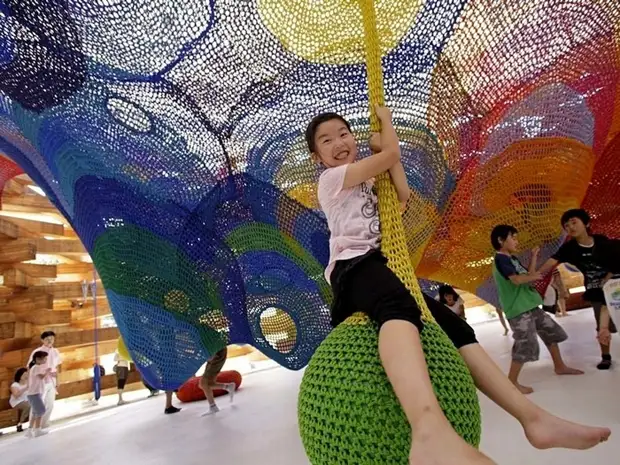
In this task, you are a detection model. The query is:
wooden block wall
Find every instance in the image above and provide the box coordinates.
[0,174,126,428]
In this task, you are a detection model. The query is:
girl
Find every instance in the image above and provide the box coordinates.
[308,107,610,464]
[9,368,30,432]
[436,285,466,319]
[27,351,51,438]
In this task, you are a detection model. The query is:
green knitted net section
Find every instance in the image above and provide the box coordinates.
[298,314,481,465]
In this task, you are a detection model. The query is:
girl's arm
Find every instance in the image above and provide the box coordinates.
[369,132,410,206]
[388,162,411,206]
[343,106,400,189]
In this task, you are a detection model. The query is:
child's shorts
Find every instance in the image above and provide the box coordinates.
[330,249,477,349]
[508,307,568,363]
[591,302,618,333]
[27,394,46,418]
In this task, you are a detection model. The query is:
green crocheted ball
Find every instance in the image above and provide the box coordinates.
[298,314,481,465]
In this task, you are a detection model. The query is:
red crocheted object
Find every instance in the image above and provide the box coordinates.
[176,370,242,403]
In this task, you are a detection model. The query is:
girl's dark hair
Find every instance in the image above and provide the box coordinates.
[560,209,591,228]
[438,285,460,305]
[14,367,27,383]
[490,224,518,251]
[305,112,351,153]
[29,350,48,369]
[40,330,56,340]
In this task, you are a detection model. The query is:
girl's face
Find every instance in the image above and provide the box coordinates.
[36,357,48,366]
[312,119,358,168]
[445,294,456,306]
[19,372,27,383]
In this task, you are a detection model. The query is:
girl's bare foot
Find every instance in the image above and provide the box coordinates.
[523,411,611,450]
[410,418,496,465]
[512,382,533,394]
[554,366,584,375]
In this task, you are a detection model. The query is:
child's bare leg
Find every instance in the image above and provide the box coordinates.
[199,377,215,405]
[211,382,236,403]
[497,309,509,336]
[460,344,610,449]
[200,378,225,416]
[547,344,583,375]
[508,360,533,394]
[379,320,495,464]
[558,299,568,316]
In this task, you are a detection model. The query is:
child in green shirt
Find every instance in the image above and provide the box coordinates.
[491,225,583,394]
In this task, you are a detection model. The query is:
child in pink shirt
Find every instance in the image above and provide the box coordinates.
[27,351,51,437]
[306,107,610,464]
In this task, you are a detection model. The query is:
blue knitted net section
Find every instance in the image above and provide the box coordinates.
[0,0,618,388]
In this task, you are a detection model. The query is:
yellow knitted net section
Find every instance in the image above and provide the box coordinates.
[360,0,432,321]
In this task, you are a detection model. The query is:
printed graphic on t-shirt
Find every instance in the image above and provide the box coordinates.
[578,248,607,291]
[360,181,380,235]
[512,257,527,274]
[552,238,612,302]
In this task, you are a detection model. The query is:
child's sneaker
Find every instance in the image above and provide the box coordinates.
[201,404,220,417]
[34,429,48,438]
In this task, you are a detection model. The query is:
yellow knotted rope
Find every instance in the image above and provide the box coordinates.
[359,0,433,321]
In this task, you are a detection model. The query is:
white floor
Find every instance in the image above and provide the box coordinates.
[1,309,618,465]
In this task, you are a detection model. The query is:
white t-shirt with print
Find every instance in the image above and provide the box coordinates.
[318,165,381,281]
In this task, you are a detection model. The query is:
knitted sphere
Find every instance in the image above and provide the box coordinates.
[298,313,481,464]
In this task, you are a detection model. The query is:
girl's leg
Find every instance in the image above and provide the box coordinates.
[459,344,610,450]
[379,321,495,464]
[345,262,493,464]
